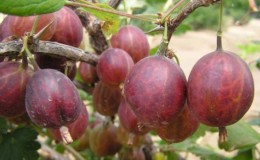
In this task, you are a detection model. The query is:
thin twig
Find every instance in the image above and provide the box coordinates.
[65,1,155,22]
[161,0,187,23]
[61,143,85,160]
[39,141,69,160]
[167,0,221,41]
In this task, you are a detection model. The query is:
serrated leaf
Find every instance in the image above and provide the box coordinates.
[79,3,120,35]
[0,0,64,16]
[0,127,40,160]
[189,146,231,160]
[220,120,260,151]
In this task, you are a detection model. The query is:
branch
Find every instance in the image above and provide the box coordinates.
[167,0,221,40]
[75,0,123,54]
[108,0,122,9]
[0,40,99,65]
[76,10,109,54]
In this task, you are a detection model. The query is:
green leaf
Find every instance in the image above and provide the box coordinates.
[0,0,64,16]
[54,143,65,153]
[220,120,260,151]
[256,59,260,70]
[144,0,166,14]
[237,43,260,59]
[189,146,231,160]
[233,148,254,160]
[187,124,218,143]
[0,127,40,160]
[0,118,8,133]
[165,151,180,160]
[79,3,120,35]
[149,45,159,55]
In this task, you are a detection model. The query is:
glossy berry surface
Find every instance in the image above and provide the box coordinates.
[8,13,57,40]
[124,55,187,128]
[111,25,149,63]
[118,98,150,135]
[154,104,199,143]
[97,48,134,88]
[26,69,81,128]
[188,50,254,127]
[50,103,89,141]
[50,6,83,47]
[93,82,122,116]
[89,122,122,157]
[0,62,32,118]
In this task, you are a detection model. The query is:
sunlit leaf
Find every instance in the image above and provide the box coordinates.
[0,0,64,16]
[79,3,120,35]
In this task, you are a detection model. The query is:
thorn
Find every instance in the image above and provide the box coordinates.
[33,18,56,39]
[145,26,164,34]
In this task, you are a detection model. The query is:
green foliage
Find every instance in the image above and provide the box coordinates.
[0,118,8,133]
[233,149,254,160]
[184,5,220,31]
[129,0,251,33]
[238,42,260,58]
[257,59,260,70]
[188,146,232,160]
[158,120,260,159]
[0,0,64,16]
[185,0,249,30]
[0,0,259,160]
[224,0,249,21]
[79,3,120,35]
[0,127,40,160]
[220,120,260,151]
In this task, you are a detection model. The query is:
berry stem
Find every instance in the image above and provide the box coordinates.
[216,35,223,51]
[157,21,169,56]
[216,0,224,51]
[21,49,28,70]
[218,127,228,143]
[59,126,73,144]
[61,143,85,160]
[127,133,135,146]
[20,35,40,71]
